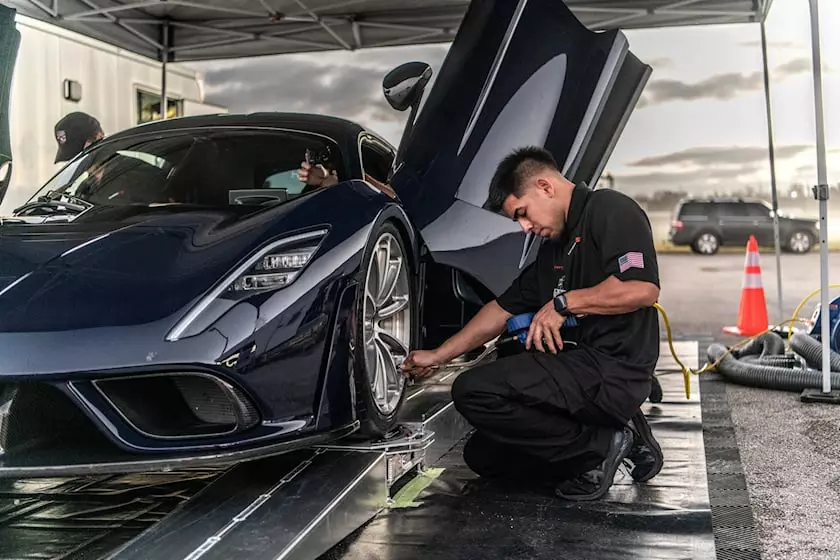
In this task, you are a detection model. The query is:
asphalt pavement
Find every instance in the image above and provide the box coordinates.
[657,250,838,342]
[657,250,840,560]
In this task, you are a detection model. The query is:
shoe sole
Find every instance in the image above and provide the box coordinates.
[556,428,633,502]
[631,412,664,483]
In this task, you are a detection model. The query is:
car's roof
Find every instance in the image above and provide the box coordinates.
[105,112,383,146]
[679,196,769,205]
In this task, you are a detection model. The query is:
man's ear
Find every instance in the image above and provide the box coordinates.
[535,177,554,197]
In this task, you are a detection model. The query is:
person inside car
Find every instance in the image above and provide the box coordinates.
[296,155,396,199]
[297,159,339,192]
[54,112,105,163]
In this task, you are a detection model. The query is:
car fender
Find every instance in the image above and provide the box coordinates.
[188,181,406,349]
[201,181,417,412]
[305,184,420,430]
[368,200,420,274]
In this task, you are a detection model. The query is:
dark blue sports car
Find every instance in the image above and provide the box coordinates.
[0,0,651,476]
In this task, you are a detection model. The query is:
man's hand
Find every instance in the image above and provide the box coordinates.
[401,349,444,379]
[297,161,338,187]
[525,300,566,353]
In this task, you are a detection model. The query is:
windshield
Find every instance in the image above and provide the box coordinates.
[16,128,345,218]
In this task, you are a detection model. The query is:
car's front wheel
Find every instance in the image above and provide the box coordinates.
[692,232,720,255]
[787,231,814,254]
[353,223,414,437]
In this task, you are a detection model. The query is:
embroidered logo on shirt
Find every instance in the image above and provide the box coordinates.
[618,251,644,272]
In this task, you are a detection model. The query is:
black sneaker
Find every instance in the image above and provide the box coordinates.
[649,374,663,403]
[555,426,633,502]
[626,411,664,482]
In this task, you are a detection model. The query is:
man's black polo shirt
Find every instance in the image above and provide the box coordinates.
[496,183,660,374]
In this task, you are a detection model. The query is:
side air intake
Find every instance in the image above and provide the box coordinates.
[93,372,259,439]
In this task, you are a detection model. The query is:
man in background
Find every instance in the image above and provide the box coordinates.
[53,112,104,163]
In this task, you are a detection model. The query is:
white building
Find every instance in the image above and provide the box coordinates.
[2,14,227,215]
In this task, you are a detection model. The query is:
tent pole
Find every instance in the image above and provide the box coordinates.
[161,20,169,120]
[802,0,833,399]
[760,20,784,323]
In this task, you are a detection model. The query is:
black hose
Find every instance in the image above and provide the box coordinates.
[789,332,840,372]
[741,354,801,368]
[729,331,799,368]
[707,341,840,392]
[730,331,786,359]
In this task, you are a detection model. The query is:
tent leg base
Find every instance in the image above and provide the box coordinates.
[800,388,840,404]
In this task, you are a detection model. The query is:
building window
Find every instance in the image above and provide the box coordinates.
[137,90,183,124]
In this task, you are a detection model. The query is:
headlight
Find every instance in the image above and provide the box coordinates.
[226,244,319,296]
[166,228,328,341]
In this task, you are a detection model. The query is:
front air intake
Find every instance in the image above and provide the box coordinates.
[94,373,259,439]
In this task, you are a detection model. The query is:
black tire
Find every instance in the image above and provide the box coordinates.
[787,230,814,254]
[351,222,416,438]
[692,231,720,255]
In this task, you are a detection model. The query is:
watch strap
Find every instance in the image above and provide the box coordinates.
[553,293,572,317]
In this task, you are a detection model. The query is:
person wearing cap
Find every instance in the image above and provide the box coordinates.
[53,112,104,163]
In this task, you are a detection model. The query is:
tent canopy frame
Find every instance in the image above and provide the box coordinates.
[8,0,772,62]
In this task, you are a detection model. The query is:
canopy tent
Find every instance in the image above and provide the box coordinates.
[2,0,835,398]
[4,1,772,61]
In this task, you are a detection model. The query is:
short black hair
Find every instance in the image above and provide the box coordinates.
[485,146,559,213]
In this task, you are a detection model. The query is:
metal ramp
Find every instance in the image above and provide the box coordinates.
[0,344,721,560]
[0,369,472,560]
[109,372,470,560]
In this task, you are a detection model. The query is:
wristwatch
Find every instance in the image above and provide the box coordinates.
[553,292,573,317]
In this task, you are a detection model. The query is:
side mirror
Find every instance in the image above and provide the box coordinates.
[383,62,434,181]
[0,161,11,207]
[382,62,432,112]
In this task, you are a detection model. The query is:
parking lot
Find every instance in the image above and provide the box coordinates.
[657,250,839,342]
[658,250,840,560]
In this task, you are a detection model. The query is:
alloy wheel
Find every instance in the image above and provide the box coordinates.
[695,233,719,254]
[362,232,411,416]
[789,232,811,253]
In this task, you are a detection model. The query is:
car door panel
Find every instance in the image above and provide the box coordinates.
[746,203,774,245]
[0,5,20,206]
[391,0,651,296]
[715,203,748,246]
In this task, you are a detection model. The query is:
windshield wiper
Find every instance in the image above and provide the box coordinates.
[13,190,94,217]
[13,199,89,216]
[44,190,93,209]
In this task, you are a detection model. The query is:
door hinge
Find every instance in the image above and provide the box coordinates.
[813,184,830,201]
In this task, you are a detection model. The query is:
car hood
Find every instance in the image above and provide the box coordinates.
[0,203,309,333]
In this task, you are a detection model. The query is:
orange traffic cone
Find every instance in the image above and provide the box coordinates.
[723,236,769,337]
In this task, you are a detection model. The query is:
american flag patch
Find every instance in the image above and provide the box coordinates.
[618,251,644,273]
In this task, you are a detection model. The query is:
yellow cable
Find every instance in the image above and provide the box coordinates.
[654,302,813,400]
[787,284,840,340]
[654,302,693,400]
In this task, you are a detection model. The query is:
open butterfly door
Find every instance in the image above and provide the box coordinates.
[390,0,651,295]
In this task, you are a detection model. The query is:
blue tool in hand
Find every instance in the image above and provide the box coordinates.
[504,312,578,346]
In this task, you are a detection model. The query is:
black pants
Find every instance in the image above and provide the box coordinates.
[451,349,649,483]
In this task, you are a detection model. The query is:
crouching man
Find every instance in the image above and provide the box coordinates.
[402,146,664,501]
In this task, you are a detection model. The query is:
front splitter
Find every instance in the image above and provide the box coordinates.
[0,423,359,478]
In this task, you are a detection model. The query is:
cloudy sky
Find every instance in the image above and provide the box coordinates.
[187,0,839,197]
